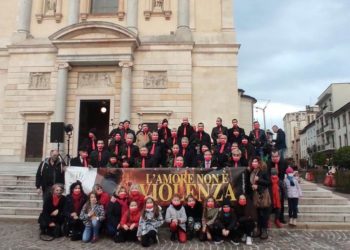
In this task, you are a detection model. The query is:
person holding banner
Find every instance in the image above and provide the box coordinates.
[80,193,105,243]
[199,150,218,169]
[184,195,203,240]
[117,200,141,242]
[200,196,219,243]
[63,181,87,241]
[137,197,164,247]
[165,194,187,243]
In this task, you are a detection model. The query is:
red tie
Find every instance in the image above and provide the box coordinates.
[219,126,222,133]
[115,145,119,155]
[144,133,148,141]
[275,163,279,175]
[220,144,225,154]
[127,146,131,158]
[182,148,186,157]
[150,143,155,155]
[199,132,202,141]
[173,138,176,145]
[124,130,127,140]
[164,128,167,140]
[142,158,145,168]
[92,139,96,151]
[83,158,88,167]
[98,151,102,161]
[173,154,177,167]
[234,158,238,168]
[184,126,187,136]
[245,149,248,160]
[255,130,259,139]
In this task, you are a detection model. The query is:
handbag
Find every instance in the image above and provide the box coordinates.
[253,188,271,208]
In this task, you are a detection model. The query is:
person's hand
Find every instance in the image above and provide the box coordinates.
[122,162,129,168]
[123,224,129,230]
[49,222,55,227]
[88,211,95,217]
[138,236,141,241]
[37,188,42,195]
[254,176,259,182]
[71,212,77,218]
[117,224,120,229]
[51,209,59,216]
[172,219,178,225]
[202,225,206,233]
[252,184,258,190]
[130,223,136,230]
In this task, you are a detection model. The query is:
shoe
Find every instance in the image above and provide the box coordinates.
[241,234,247,242]
[230,240,239,246]
[260,229,268,240]
[275,219,282,228]
[170,232,177,241]
[91,237,98,243]
[294,218,297,226]
[280,218,287,224]
[246,236,253,245]
[252,228,261,238]
[214,240,224,245]
[289,218,293,225]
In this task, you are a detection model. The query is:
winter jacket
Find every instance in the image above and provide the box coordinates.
[184,201,203,223]
[234,199,257,224]
[79,203,105,227]
[64,193,87,220]
[137,210,164,237]
[202,207,219,226]
[35,158,65,192]
[39,194,66,227]
[120,209,141,227]
[214,210,237,231]
[165,204,187,231]
[106,200,122,228]
[284,176,302,198]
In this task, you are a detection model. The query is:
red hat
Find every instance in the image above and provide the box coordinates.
[286,167,294,174]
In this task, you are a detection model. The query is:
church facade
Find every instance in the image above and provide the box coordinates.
[0,0,256,162]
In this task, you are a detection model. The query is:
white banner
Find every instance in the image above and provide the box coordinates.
[65,166,97,195]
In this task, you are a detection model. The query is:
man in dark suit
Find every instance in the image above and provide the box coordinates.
[90,140,110,168]
[211,117,228,145]
[70,147,89,167]
[272,125,287,160]
[179,137,196,167]
[177,117,195,141]
[135,147,153,168]
[190,122,211,149]
[146,132,166,167]
[120,120,136,143]
[199,150,218,169]
[249,121,267,159]
[120,133,139,168]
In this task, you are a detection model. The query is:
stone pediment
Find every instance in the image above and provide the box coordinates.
[49,21,139,45]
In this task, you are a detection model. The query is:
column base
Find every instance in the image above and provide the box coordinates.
[175,27,192,42]
[11,31,33,44]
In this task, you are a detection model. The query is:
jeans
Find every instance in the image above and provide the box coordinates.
[82,219,100,242]
[288,198,299,219]
[278,148,286,161]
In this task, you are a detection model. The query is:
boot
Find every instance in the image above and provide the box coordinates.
[291,218,297,226]
[260,229,268,240]
[289,218,293,225]
[252,227,261,238]
[275,219,282,228]
[170,232,177,241]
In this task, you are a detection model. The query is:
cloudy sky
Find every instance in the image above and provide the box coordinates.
[234,0,350,129]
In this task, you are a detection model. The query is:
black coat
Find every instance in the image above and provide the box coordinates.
[35,158,65,192]
[158,127,172,141]
[239,144,255,166]
[64,193,88,220]
[179,147,196,167]
[166,137,181,149]
[90,150,110,168]
[248,129,267,149]
[39,194,66,228]
[108,139,124,157]
[215,210,237,231]
[120,144,140,167]
[211,126,228,145]
[184,200,203,222]
[81,137,97,155]
[120,128,136,143]
[70,157,85,167]
[177,123,195,141]
[106,201,122,228]
[190,131,211,149]
[234,199,257,223]
[274,129,287,150]
[245,168,270,199]
[135,156,154,168]
[146,141,166,167]
[267,160,288,181]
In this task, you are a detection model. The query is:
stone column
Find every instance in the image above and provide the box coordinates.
[68,0,80,25]
[176,0,192,41]
[55,63,70,123]
[119,61,133,121]
[15,0,33,40]
[127,0,138,33]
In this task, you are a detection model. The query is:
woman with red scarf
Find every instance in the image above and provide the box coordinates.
[38,183,66,239]
[63,181,87,240]
[128,184,145,211]
[116,200,141,242]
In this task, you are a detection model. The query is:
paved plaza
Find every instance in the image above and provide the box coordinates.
[0,220,349,250]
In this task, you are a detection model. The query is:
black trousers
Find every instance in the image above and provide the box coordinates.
[288,198,299,219]
[257,208,270,230]
[117,228,138,242]
[212,223,238,242]
[67,218,84,240]
[279,181,286,221]
[141,230,157,247]
[237,220,255,237]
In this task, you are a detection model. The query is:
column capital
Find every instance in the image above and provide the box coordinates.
[118,61,134,68]
[57,62,72,70]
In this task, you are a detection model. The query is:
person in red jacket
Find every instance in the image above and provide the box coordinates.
[128,184,145,211]
[116,200,141,242]
[92,184,110,211]
[115,186,129,215]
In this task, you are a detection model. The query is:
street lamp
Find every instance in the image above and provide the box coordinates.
[255,100,270,131]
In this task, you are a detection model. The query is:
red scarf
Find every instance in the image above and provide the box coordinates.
[72,193,82,213]
[52,194,61,207]
[218,126,222,133]
[173,137,176,145]
[233,157,238,168]
[150,143,155,155]
[184,126,187,136]
[83,157,88,167]
[173,154,177,167]
[141,158,145,168]
[271,176,281,208]
[182,148,186,157]
[220,144,225,154]
[199,132,202,141]
[115,144,119,155]
[244,148,248,160]
[91,139,96,151]
[275,163,279,175]
[127,146,131,158]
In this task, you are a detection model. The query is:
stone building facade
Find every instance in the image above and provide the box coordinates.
[0,0,255,162]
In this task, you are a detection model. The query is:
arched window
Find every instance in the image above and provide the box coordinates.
[91,0,118,14]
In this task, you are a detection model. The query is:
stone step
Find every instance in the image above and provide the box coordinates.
[301,190,333,198]
[0,180,36,186]
[0,192,41,200]
[0,214,38,220]
[0,175,35,181]
[0,185,37,193]
[0,207,41,216]
[296,197,349,205]
[0,199,42,208]
[299,184,318,191]
[294,222,350,230]
[284,205,350,213]
[295,213,350,222]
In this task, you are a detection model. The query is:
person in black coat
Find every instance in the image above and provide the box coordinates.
[120,120,136,143]
[184,195,203,240]
[179,137,196,167]
[225,149,246,168]
[227,119,245,143]
[239,136,255,166]
[36,150,65,198]
[146,132,166,168]
[212,198,238,244]
[70,147,89,167]
[106,194,122,237]
[120,134,139,168]
[177,117,195,141]
[38,184,66,238]
[108,132,124,157]
[190,122,211,149]
[213,134,231,168]
[248,121,267,159]
[199,150,219,169]
[90,140,110,168]
[109,122,124,138]
[272,125,287,160]
[64,181,87,240]
[135,147,154,168]
[166,128,180,149]
[211,117,228,146]
[158,119,172,142]
[267,150,288,223]
[81,128,97,155]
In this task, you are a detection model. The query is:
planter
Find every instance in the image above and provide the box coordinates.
[334,171,350,193]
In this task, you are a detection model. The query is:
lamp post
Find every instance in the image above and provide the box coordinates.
[255,100,270,131]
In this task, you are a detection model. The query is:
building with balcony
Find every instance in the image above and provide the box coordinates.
[299,120,316,167]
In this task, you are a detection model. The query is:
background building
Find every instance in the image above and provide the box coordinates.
[299,120,316,167]
[0,0,255,162]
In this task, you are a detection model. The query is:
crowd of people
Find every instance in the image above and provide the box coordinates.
[35,117,302,246]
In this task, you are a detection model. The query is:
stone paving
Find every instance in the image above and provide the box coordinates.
[0,221,349,250]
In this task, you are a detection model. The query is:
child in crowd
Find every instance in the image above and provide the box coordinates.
[234,194,257,246]
[117,200,141,242]
[285,167,302,226]
[137,197,164,247]
[128,184,145,211]
[165,194,187,243]
[184,194,203,240]
[80,192,105,243]
[106,193,122,237]
[200,196,219,242]
[212,198,238,245]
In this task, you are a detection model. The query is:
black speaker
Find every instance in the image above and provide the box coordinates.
[50,122,64,143]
